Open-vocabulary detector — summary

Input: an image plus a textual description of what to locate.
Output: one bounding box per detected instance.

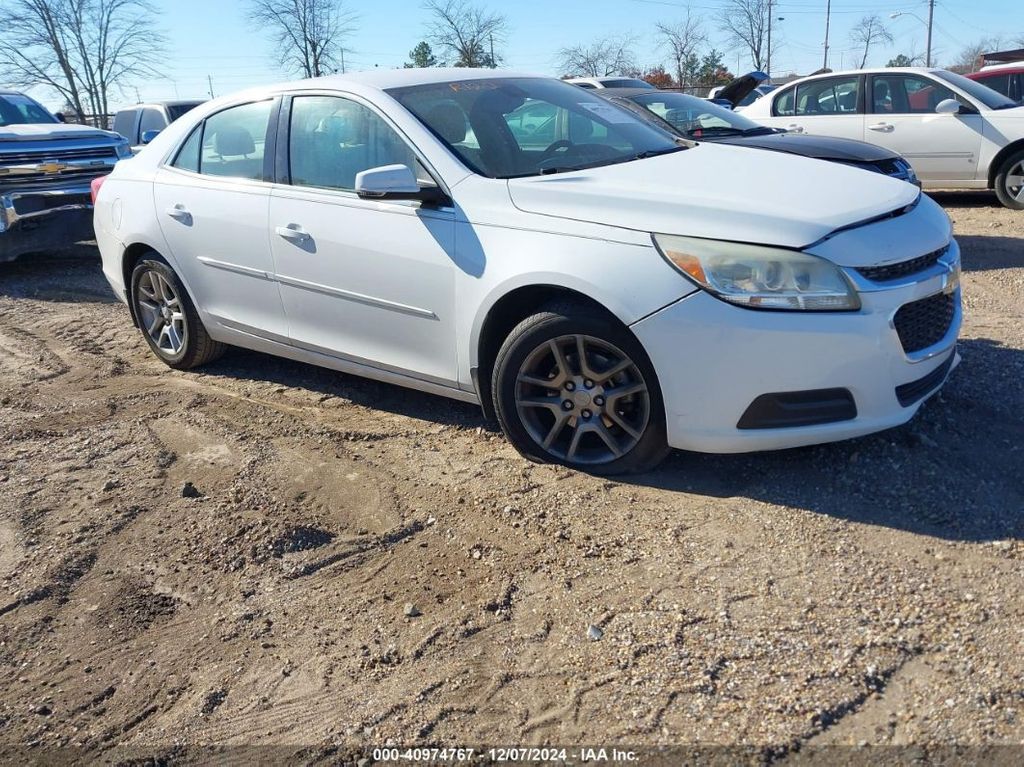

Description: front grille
[858,246,948,282]
[893,291,956,354]
[0,146,117,164]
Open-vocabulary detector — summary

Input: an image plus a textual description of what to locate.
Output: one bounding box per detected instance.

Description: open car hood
[506,142,920,250]
[714,71,769,109]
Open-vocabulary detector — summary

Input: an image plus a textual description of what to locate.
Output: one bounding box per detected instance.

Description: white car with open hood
[742,67,1024,209]
[93,69,961,474]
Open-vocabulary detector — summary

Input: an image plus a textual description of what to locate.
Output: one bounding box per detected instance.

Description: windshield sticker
[448,81,500,92]
[579,102,635,124]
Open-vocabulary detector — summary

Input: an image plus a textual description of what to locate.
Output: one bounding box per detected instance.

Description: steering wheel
[540,139,573,160]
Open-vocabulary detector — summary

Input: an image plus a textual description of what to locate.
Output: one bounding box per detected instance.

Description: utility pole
[207,74,215,99]
[823,0,832,70]
[766,0,773,77]
[340,47,346,73]
[489,33,495,68]
[925,0,934,67]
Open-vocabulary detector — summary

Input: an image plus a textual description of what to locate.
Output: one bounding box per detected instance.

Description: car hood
[717,132,899,162]
[715,71,769,109]
[506,143,919,249]
[0,122,120,142]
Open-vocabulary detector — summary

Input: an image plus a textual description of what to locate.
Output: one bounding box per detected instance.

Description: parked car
[742,67,1024,208]
[93,69,961,474]
[566,76,654,90]
[598,87,918,185]
[112,99,206,151]
[1,89,130,263]
[967,63,1023,104]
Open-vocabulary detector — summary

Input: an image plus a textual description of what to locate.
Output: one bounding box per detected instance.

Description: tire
[491,300,670,475]
[994,150,1024,210]
[130,254,226,370]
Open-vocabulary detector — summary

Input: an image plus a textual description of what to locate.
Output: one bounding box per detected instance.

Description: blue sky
[29,0,1024,110]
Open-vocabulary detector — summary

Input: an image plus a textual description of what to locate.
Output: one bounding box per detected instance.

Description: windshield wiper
[687,126,746,136]
[633,146,685,160]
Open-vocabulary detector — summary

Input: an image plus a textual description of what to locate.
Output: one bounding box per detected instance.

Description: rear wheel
[492,301,670,475]
[994,150,1024,210]
[130,255,226,369]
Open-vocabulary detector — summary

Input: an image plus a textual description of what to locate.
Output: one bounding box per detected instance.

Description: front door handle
[275,224,310,243]
[787,124,804,133]
[868,122,894,133]
[165,204,192,223]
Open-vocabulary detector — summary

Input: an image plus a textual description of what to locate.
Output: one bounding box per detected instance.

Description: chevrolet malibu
[93,69,962,474]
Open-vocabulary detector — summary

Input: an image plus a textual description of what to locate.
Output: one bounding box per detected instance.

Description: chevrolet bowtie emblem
[37,161,69,174]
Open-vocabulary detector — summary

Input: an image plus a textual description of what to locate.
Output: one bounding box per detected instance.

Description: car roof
[778,67,945,85]
[285,67,542,92]
[599,87,675,98]
[119,99,205,110]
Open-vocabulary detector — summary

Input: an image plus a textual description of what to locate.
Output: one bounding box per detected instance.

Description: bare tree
[947,37,1002,73]
[0,0,163,124]
[558,35,638,78]
[250,0,357,78]
[657,8,706,89]
[717,0,773,72]
[423,0,507,68]
[850,15,893,68]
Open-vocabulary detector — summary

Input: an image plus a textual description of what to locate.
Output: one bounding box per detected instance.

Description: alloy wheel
[136,269,187,356]
[1005,160,1024,203]
[514,334,651,465]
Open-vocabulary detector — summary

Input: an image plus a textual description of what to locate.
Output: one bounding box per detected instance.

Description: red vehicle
[967,65,1024,104]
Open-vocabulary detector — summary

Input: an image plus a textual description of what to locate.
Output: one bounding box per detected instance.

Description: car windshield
[388,77,682,179]
[166,102,204,122]
[933,70,1018,110]
[629,92,770,137]
[0,94,58,126]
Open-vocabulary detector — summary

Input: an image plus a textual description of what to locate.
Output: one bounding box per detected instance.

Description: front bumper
[0,183,96,262]
[632,244,961,454]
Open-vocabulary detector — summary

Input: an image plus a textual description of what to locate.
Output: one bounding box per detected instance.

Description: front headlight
[652,234,861,311]
[114,140,132,159]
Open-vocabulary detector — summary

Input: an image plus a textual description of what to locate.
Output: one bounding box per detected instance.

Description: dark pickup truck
[1,89,130,262]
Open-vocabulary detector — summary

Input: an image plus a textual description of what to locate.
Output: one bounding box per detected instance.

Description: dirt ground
[0,192,1022,762]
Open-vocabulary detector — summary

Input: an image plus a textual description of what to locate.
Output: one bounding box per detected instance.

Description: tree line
[2,0,1021,126]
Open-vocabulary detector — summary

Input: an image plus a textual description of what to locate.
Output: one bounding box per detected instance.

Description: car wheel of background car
[130,254,226,369]
[994,150,1024,210]
[492,300,670,475]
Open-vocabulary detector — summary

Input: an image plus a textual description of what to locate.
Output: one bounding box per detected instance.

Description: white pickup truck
[1,89,130,262]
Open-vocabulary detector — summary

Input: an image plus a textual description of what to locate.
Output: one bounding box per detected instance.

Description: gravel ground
[0,192,1022,763]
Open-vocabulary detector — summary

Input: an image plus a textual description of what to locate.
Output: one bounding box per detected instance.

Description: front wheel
[994,150,1024,210]
[130,254,226,370]
[492,301,670,475]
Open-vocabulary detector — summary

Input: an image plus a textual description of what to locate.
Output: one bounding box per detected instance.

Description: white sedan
[743,67,1024,208]
[93,69,961,474]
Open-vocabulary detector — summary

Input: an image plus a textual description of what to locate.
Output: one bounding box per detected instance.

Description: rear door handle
[868,122,894,133]
[275,224,310,243]
[165,204,192,222]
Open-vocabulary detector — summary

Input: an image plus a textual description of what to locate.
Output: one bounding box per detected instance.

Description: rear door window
[198,100,273,180]
[794,77,861,116]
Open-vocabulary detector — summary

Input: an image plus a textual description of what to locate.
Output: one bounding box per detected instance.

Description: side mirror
[935,98,962,115]
[141,129,161,144]
[54,112,67,123]
[355,164,449,205]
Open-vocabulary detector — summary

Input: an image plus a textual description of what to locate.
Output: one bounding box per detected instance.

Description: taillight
[90,175,109,205]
